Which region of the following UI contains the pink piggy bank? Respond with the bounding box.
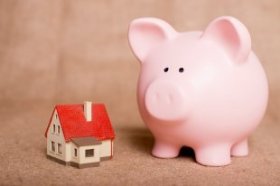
[128,16,268,166]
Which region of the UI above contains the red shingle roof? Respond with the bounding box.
[45,103,115,142]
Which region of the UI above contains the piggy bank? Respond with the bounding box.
[128,16,268,166]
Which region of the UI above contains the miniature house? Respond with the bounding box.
[45,101,115,168]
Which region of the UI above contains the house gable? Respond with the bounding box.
[46,109,68,161]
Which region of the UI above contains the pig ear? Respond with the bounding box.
[128,18,177,62]
[201,16,251,63]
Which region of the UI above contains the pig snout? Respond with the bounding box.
[144,80,188,121]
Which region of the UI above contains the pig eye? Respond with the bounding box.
[163,67,169,72]
[179,67,184,73]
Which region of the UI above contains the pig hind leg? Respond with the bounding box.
[195,144,231,166]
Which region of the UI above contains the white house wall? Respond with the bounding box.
[65,143,72,162]
[69,142,79,163]
[66,142,104,165]
[100,139,113,158]
[46,109,67,162]
[79,145,101,164]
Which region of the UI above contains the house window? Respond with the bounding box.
[58,126,60,134]
[58,143,62,154]
[74,148,77,157]
[55,114,58,119]
[85,149,94,157]
[53,125,55,133]
[51,141,55,152]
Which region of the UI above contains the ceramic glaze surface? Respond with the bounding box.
[128,16,268,166]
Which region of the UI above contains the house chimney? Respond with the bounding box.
[84,101,92,122]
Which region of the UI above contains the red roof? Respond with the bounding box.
[45,103,115,142]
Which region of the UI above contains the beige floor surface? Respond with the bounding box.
[0,1,279,185]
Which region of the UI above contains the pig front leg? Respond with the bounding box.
[231,139,248,157]
[195,144,231,166]
[152,140,180,158]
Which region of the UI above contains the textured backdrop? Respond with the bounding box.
[0,0,279,185]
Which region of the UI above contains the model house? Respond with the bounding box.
[45,101,115,168]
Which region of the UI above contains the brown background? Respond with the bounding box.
[0,0,279,185]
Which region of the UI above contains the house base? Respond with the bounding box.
[46,155,112,168]
[101,156,111,161]
[71,161,100,169]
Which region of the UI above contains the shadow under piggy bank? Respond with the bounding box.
[118,124,195,161]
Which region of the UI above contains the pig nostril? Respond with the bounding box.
[179,67,184,73]
[164,67,169,72]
